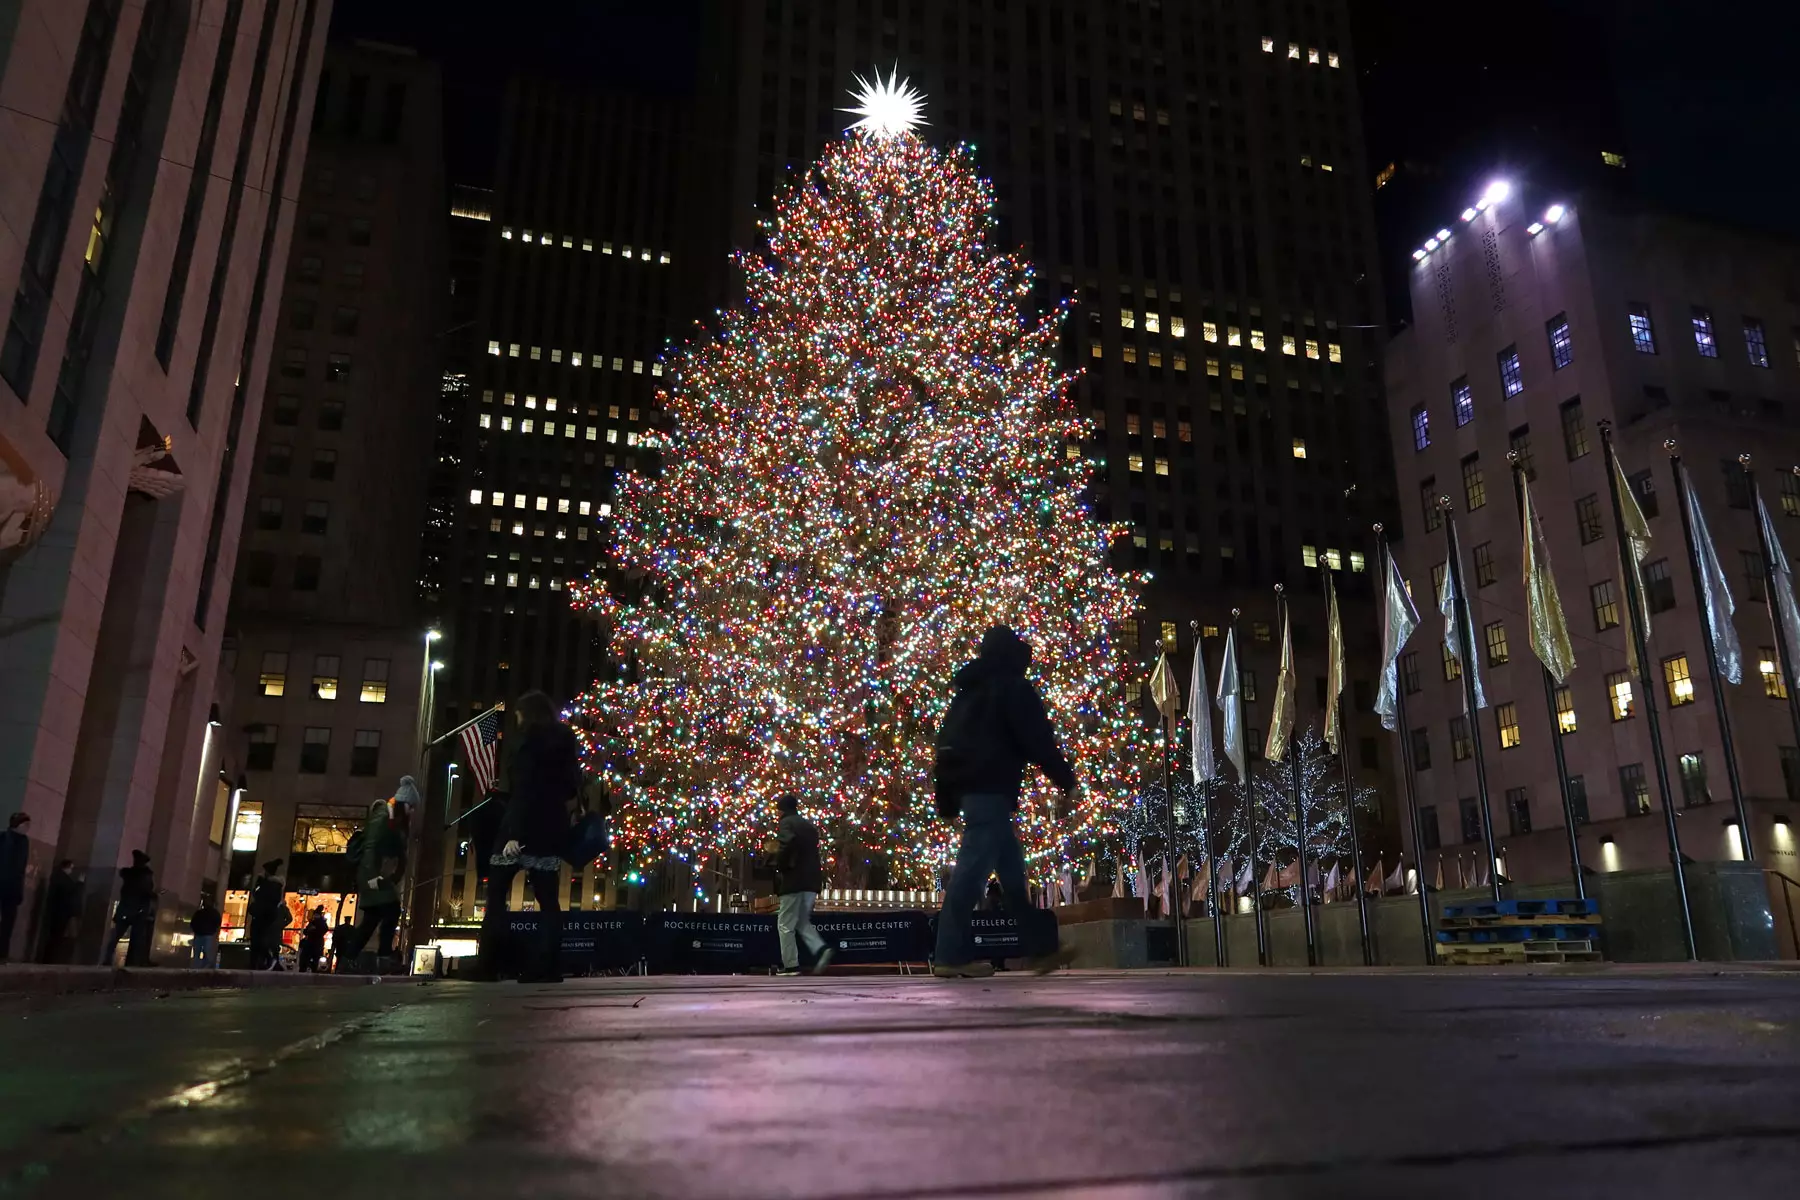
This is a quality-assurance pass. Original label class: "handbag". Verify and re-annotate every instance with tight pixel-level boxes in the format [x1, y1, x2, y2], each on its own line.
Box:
[562, 810, 609, 867]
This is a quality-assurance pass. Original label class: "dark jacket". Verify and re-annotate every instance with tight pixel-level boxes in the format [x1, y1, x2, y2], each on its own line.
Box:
[248, 875, 284, 923]
[46, 869, 82, 924]
[356, 800, 407, 907]
[773, 813, 824, 895]
[299, 915, 328, 950]
[498, 720, 583, 856]
[0, 829, 28, 905]
[934, 627, 1076, 808]
[116, 862, 155, 915]
[190, 906, 222, 937]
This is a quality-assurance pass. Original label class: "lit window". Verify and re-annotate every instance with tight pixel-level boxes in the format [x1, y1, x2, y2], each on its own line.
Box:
[1745, 318, 1770, 368]
[1206, 358, 1220, 376]
[1292, 439, 1306, 459]
[540, 233, 551, 246]
[659, 251, 671, 263]
[1262, 37, 1274, 52]
[1227, 326, 1241, 347]
[1173, 352, 1186, 371]
[1144, 312, 1161, 333]
[1692, 308, 1718, 357]
[1129, 454, 1144, 472]
[602, 241, 613, 254]
[506, 573, 518, 588]
[652, 362, 664, 376]
[359, 659, 389, 704]
[1170, 317, 1186, 338]
[529, 346, 541, 361]
[1123, 345, 1138, 364]
[585, 427, 597, 441]
[1308, 47, 1320, 64]
[550, 349, 562, 363]
[1302, 545, 1319, 568]
[511, 522, 523, 535]
[1628, 305, 1657, 353]
[1154, 457, 1169, 476]
[508, 343, 520, 357]
[535, 496, 548, 511]
[1497, 345, 1523, 396]
[612, 357, 623, 370]
[1305, 339, 1320, 360]
[1090, 340, 1103, 359]
[571, 352, 584, 367]
[489, 492, 503, 506]
[479, 413, 491, 429]
[1452, 377, 1474, 426]
[1328, 51, 1340, 67]
[487, 339, 500, 355]
[1203, 321, 1218, 343]
[1350, 552, 1366, 573]
[468, 488, 483, 504]
[1147, 349, 1163, 368]
[1664, 655, 1696, 707]
[1120, 309, 1136, 329]
[1411, 404, 1430, 450]
[1762, 648, 1788, 699]
[259, 652, 287, 697]
[513, 494, 526, 509]
[1287, 42, 1300, 58]
[1602, 150, 1627, 168]
[1250, 329, 1265, 351]
[607, 429, 619, 444]
[1229, 362, 1244, 381]
[1484, 621, 1509, 667]
[312, 655, 340, 701]
[622, 244, 632, 257]
[1327, 342, 1342, 363]
[1553, 686, 1577, 734]
[1607, 670, 1635, 721]
[499, 416, 512, 431]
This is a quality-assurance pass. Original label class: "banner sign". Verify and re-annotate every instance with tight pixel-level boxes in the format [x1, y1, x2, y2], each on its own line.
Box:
[933, 909, 1060, 961]
[812, 910, 932, 964]
[647, 912, 781, 973]
[506, 910, 644, 971]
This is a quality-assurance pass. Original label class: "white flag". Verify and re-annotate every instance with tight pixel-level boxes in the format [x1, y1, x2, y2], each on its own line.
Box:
[1683, 464, 1741, 685]
[1191, 857, 1211, 901]
[1366, 857, 1384, 895]
[1135, 858, 1150, 902]
[1216, 627, 1246, 782]
[1385, 857, 1405, 894]
[1432, 857, 1444, 892]
[1439, 520, 1488, 709]
[1375, 548, 1422, 731]
[1322, 862, 1341, 902]
[1757, 489, 1800, 686]
[1235, 858, 1254, 896]
[1190, 642, 1216, 783]
[1111, 870, 1125, 899]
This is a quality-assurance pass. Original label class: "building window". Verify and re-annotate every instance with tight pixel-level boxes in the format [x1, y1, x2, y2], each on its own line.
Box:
[311, 655, 340, 700]
[255, 497, 283, 531]
[259, 652, 288, 697]
[1763, 647, 1789, 699]
[1745, 550, 1768, 600]
[1607, 670, 1635, 721]
[1401, 652, 1421, 695]
[1629, 305, 1657, 353]
[1576, 494, 1604, 544]
[1782, 473, 1800, 517]
[1291, 439, 1306, 460]
[289, 298, 316, 331]
[350, 730, 381, 777]
[1242, 670, 1259, 702]
[294, 555, 322, 591]
[1473, 541, 1496, 587]
[1722, 458, 1752, 509]
[1497, 346, 1523, 397]
[1419, 804, 1441, 850]
[1421, 478, 1441, 531]
[1410, 727, 1432, 771]
[1411, 404, 1430, 450]
[1506, 787, 1532, 835]
[1442, 639, 1462, 682]
[1450, 715, 1473, 762]
[311, 449, 337, 481]
[1509, 425, 1535, 480]
[342, 262, 364, 289]
[1644, 559, 1675, 613]
[1567, 775, 1590, 824]
[1661, 653, 1694, 705]
[1560, 398, 1589, 460]
[332, 306, 360, 336]
[1555, 685, 1578, 734]
[1495, 702, 1521, 749]
[300, 727, 330, 774]
[1484, 620, 1509, 666]
[1620, 763, 1651, 816]
[1678, 752, 1710, 807]
[1459, 797, 1483, 843]
[246, 726, 277, 772]
[326, 353, 351, 383]
[359, 658, 389, 703]
[1745, 318, 1770, 368]
[280, 348, 307, 380]
[1547, 314, 1573, 370]
[301, 500, 329, 536]
[1691, 308, 1718, 357]
[1253, 622, 1272, 645]
[1628, 470, 1658, 519]
[1591, 579, 1621, 631]
[1451, 377, 1474, 426]
[1462, 454, 1485, 510]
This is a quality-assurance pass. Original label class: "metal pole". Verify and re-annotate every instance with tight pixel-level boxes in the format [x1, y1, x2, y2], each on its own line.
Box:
[1327, 541, 1375, 964]
[1276, 586, 1317, 966]
[1747, 462, 1800, 769]
[1154, 640, 1184, 967]
[1668, 447, 1752, 863]
[1232, 609, 1268, 965]
[1191, 620, 1226, 968]
[1599, 420, 1696, 959]
[1438, 500, 1503, 901]
[1378, 527, 1438, 963]
[1507, 456, 1588, 899]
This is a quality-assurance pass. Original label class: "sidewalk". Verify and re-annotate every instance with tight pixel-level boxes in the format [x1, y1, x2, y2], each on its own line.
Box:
[0, 963, 388, 997]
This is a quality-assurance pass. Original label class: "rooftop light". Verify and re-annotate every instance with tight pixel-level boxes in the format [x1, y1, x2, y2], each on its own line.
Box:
[1545, 203, 1567, 224]
[1461, 208, 1478, 222]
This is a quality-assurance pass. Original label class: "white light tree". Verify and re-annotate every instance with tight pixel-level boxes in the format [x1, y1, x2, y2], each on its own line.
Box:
[1219, 724, 1377, 898]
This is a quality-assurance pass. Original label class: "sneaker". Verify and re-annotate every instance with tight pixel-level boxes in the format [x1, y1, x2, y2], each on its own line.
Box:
[931, 962, 996, 979]
[810, 947, 835, 975]
[774, 967, 801, 976]
[1027, 946, 1079, 975]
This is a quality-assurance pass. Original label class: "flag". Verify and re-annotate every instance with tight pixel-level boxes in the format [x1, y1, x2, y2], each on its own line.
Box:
[458, 708, 504, 796]
[1264, 609, 1298, 761]
[1521, 476, 1577, 684]
[1149, 651, 1181, 725]
[1159, 856, 1174, 915]
[1111, 870, 1125, 899]
[1756, 488, 1800, 683]
[1192, 857, 1210, 901]
[1135, 858, 1150, 902]
[1456, 854, 1470, 890]
[1322, 862, 1341, 902]
[1366, 857, 1383, 895]
[1060, 868, 1074, 905]
[1324, 574, 1347, 752]
[1385, 857, 1405, 894]
[1276, 860, 1299, 889]
[1439, 521, 1488, 710]
[1684, 464, 1742, 685]
[1406, 866, 1418, 895]
[1176, 853, 1190, 881]
[1375, 550, 1422, 731]
[1474, 854, 1490, 889]
[1615, 454, 1655, 670]
[1432, 857, 1444, 891]
[1216, 627, 1246, 782]
[1189, 643, 1217, 783]
[1235, 858, 1254, 896]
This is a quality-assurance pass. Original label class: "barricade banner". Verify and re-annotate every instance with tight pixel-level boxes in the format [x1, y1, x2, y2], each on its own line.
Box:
[930, 909, 1060, 961]
[505, 910, 644, 971]
[647, 912, 781, 973]
[812, 910, 932, 964]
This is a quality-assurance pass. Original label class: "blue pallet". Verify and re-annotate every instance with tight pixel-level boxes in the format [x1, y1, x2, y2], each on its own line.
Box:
[1443, 897, 1598, 920]
[1436, 924, 1601, 944]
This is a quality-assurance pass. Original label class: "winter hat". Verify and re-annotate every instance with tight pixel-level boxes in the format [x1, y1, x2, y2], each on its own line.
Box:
[775, 793, 800, 814]
[394, 776, 422, 807]
[262, 858, 284, 873]
[131, 850, 151, 865]
[7, 811, 28, 829]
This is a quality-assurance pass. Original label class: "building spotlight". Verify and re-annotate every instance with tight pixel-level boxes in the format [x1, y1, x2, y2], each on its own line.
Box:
[1460, 207, 1477, 222]
[1482, 179, 1512, 206]
[1436, 228, 1452, 242]
[1544, 203, 1567, 224]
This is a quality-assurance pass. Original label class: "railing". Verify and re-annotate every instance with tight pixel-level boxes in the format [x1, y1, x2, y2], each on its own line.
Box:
[1768, 870, 1800, 960]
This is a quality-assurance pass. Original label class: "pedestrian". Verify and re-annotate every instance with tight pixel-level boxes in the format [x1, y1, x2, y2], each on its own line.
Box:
[337, 776, 419, 972]
[298, 906, 329, 973]
[103, 851, 157, 967]
[772, 794, 833, 976]
[39, 860, 82, 963]
[247, 859, 288, 970]
[0, 812, 30, 963]
[189, 897, 222, 969]
[931, 625, 1079, 978]
[481, 693, 582, 983]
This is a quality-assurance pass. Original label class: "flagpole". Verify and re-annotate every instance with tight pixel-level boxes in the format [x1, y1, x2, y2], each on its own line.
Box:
[1507, 455, 1588, 899]
[1273, 584, 1317, 966]
[1599, 420, 1696, 959]
[1191, 621, 1227, 968]
[1669, 445, 1753, 863]
[1439, 499, 1503, 902]
[1232, 607, 1268, 965]
[1331, 495, 1375, 964]
[427, 702, 504, 750]
[1154, 638, 1185, 967]
[1746, 460, 1800, 769]
[1375, 525, 1436, 964]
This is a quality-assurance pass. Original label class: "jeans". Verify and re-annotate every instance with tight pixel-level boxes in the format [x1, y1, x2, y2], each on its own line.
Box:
[934, 793, 1030, 966]
[339, 901, 401, 965]
[190, 934, 218, 969]
[104, 906, 154, 967]
[777, 890, 826, 969]
[477, 866, 562, 979]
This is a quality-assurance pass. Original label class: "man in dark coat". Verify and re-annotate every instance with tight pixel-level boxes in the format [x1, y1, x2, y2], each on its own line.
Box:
[247, 859, 288, 969]
[297, 906, 329, 972]
[772, 794, 833, 976]
[931, 626, 1078, 978]
[39, 860, 82, 963]
[104, 851, 157, 967]
[0, 812, 31, 963]
[189, 897, 222, 968]
[337, 777, 419, 971]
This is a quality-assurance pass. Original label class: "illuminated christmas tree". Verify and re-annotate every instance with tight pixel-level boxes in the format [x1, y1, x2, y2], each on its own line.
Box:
[569, 76, 1143, 885]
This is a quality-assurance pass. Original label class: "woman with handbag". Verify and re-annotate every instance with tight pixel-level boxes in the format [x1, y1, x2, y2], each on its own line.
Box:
[485, 691, 584, 982]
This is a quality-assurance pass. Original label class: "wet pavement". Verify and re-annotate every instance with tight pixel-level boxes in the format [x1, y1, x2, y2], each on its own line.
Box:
[2, 967, 1798, 1198]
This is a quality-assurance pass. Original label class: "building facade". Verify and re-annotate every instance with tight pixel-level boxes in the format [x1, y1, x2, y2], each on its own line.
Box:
[0, 0, 328, 960]
[220, 40, 444, 930]
[1385, 183, 1800, 887]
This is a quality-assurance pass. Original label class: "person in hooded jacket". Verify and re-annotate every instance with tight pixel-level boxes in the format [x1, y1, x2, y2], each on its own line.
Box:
[931, 625, 1078, 978]
[484, 692, 583, 982]
[103, 851, 157, 967]
[337, 777, 418, 970]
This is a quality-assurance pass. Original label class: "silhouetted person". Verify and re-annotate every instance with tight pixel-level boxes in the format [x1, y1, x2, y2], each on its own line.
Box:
[0, 812, 29, 963]
[772, 794, 833, 976]
[338, 777, 419, 971]
[298, 906, 329, 973]
[481, 693, 582, 983]
[104, 851, 156, 967]
[189, 898, 222, 969]
[40, 860, 82, 963]
[247, 859, 287, 970]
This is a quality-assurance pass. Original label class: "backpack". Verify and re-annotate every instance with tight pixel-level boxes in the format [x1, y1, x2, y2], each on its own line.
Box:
[933, 679, 998, 820]
[344, 828, 365, 864]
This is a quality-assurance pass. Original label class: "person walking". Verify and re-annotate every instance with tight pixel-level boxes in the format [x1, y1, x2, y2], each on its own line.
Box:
[483, 693, 582, 983]
[337, 777, 419, 972]
[189, 898, 222, 969]
[297, 906, 329, 973]
[0, 812, 30, 963]
[772, 794, 833, 976]
[931, 625, 1079, 979]
[103, 851, 157, 967]
[39, 860, 82, 963]
[247, 859, 287, 970]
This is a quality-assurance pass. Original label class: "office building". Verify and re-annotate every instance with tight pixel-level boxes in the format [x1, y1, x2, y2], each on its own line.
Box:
[1384, 181, 1800, 884]
[0, 0, 328, 960]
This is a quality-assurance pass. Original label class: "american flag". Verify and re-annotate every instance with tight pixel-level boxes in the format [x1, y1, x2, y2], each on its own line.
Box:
[458, 709, 503, 796]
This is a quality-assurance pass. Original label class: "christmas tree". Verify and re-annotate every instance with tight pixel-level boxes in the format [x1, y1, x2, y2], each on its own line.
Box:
[570, 77, 1143, 886]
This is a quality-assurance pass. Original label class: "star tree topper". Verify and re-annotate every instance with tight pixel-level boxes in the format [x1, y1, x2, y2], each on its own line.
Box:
[841, 67, 927, 139]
